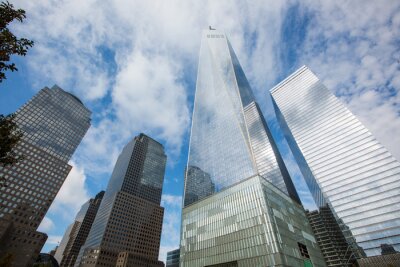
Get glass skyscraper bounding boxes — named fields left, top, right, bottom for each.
left=0, top=85, right=91, bottom=267
left=60, top=191, right=105, bottom=267
left=184, top=30, right=299, bottom=207
left=75, top=134, right=166, bottom=267
left=181, top=30, right=325, bottom=267
left=166, top=248, right=179, bottom=267
left=271, top=66, right=400, bottom=256
left=55, top=223, right=74, bottom=264
left=14, top=85, right=91, bottom=162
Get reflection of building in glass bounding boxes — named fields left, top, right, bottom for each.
left=271, top=66, right=400, bottom=257
left=15, top=85, right=91, bottom=162
left=166, top=248, right=179, bottom=267
left=184, top=29, right=300, bottom=208
left=55, top=224, right=74, bottom=264
left=306, top=205, right=358, bottom=266
left=59, top=191, right=104, bottom=267
left=0, top=85, right=91, bottom=267
left=181, top=175, right=326, bottom=266
left=75, top=134, right=166, bottom=267
left=184, top=166, right=214, bottom=206
left=181, top=30, right=324, bottom=267
left=381, top=244, right=398, bottom=255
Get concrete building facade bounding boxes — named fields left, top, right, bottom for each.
left=75, top=134, right=166, bottom=267
left=0, top=85, right=91, bottom=267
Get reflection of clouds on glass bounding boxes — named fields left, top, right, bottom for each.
left=15, top=85, right=91, bottom=162
left=244, top=101, right=300, bottom=203
left=271, top=66, right=400, bottom=256
left=184, top=31, right=302, bottom=209
left=187, top=31, right=256, bottom=200
left=184, top=166, right=215, bottom=206
left=181, top=176, right=327, bottom=266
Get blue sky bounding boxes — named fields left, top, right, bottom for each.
left=1, top=0, right=400, bottom=263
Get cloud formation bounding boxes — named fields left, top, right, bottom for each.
left=8, top=0, right=400, bottom=258
left=10, top=1, right=293, bottom=175
left=161, top=194, right=183, bottom=208
left=293, top=1, right=400, bottom=159
left=38, top=216, right=55, bottom=233
left=46, top=235, right=63, bottom=246
left=159, top=194, right=182, bottom=262
left=47, top=162, right=89, bottom=219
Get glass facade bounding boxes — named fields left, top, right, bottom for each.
left=60, top=191, right=104, bottom=267
left=181, top=30, right=322, bottom=266
left=15, top=85, right=91, bottom=162
left=184, top=30, right=299, bottom=207
left=166, top=248, right=180, bottom=267
left=271, top=66, right=400, bottom=256
left=55, top=223, right=74, bottom=264
left=305, top=205, right=358, bottom=266
left=181, top=175, right=326, bottom=267
left=74, top=134, right=166, bottom=267
left=0, top=85, right=91, bottom=267
left=0, top=85, right=91, bottom=226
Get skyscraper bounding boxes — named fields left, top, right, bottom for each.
left=75, top=133, right=166, bottom=267
left=165, top=248, right=179, bottom=267
left=305, top=205, right=356, bottom=266
left=184, top=30, right=299, bottom=207
left=0, top=85, right=91, bottom=267
left=60, top=191, right=104, bottom=267
left=271, top=65, right=400, bottom=257
left=55, top=223, right=74, bottom=264
left=180, top=30, right=325, bottom=267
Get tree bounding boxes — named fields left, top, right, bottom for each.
left=0, top=253, right=14, bottom=267
left=0, top=113, right=23, bottom=187
left=0, top=1, right=34, bottom=83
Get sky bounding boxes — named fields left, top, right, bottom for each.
left=1, top=0, right=400, bottom=263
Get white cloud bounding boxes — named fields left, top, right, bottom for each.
left=12, top=0, right=399, bottom=169
left=158, top=194, right=182, bottom=262
left=296, top=0, right=400, bottom=160
left=48, top=162, right=90, bottom=219
left=46, top=235, right=63, bottom=245
left=9, top=0, right=292, bottom=168
left=159, top=209, right=181, bottom=262
left=161, top=194, right=182, bottom=208
left=8, top=0, right=400, bottom=256
left=347, top=90, right=400, bottom=160
left=113, top=51, right=190, bottom=153
left=37, top=216, right=55, bottom=233
left=75, top=119, right=122, bottom=175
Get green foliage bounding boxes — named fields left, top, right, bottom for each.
left=0, top=113, right=23, bottom=166
left=0, top=1, right=34, bottom=83
left=0, top=113, right=24, bottom=187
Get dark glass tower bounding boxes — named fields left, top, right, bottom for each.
left=166, top=248, right=179, bottom=267
left=14, top=85, right=91, bottom=162
left=180, top=30, right=325, bottom=267
left=184, top=30, right=300, bottom=207
left=59, top=191, right=104, bottom=267
left=0, top=85, right=91, bottom=267
left=75, top=134, right=166, bottom=267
